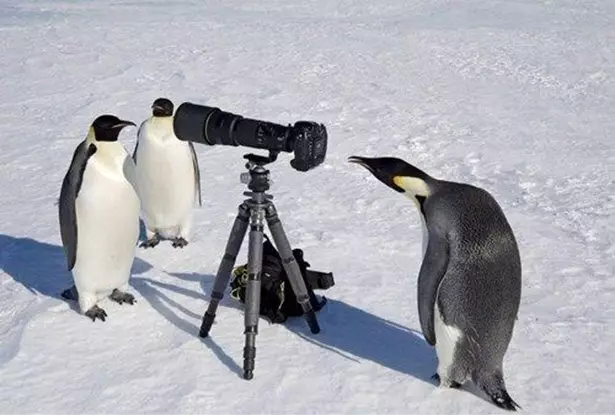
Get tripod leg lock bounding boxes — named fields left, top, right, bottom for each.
left=244, top=325, right=258, bottom=334
left=222, top=252, right=237, bottom=262
left=295, top=293, right=310, bottom=304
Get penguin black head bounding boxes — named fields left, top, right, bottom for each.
left=348, top=155, right=433, bottom=208
left=91, top=115, right=136, bottom=142
left=151, top=98, right=174, bottom=117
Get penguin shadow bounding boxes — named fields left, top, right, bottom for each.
left=0, top=233, right=154, bottom=314
left=284, top=299, right=514, bottom=408
left=138, top=218, right=147, bottom=243
left=282, top=301, right=504, bottom=408
left=129, top=270, right=244, bottom=377
left=0, top=234, right=70, bottom=301
left=282, top=298, right=437, bottom=384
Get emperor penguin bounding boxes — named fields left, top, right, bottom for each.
left=133, top=98, right=202, bottom=249
left=348, top=156, right=522, bottom=411
left=58, top=115, right=140, bottom=322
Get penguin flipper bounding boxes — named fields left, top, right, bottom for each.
left=188, top=141, right=202, bottom=206
left=417, top=226, right=450, bottom=346
left=59, top=141, right=97, bottom=271
left=132, top=121, right=144, bottom=163
left=132, top=139, right=139, bottom=163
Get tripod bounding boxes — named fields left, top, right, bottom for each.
left=199, top=152, right=321, bottom=380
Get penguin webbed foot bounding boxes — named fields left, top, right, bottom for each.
left=85, top=305, right=107, bottom=322
left=171, top=237, right=188, bottom=248
left=432, top=373, right=461, bottom=389
left=109, top=289, right=136, bottom=305
left=140, top=235, right=160, bottom=249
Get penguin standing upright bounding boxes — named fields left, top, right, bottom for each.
left=59, top=115, right=140, bottom=321
left=349, top=156, right=522, bottom=411
left=133, top=98, right=202, bottom=249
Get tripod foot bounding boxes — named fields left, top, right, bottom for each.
left=305, top=310, right=321, bottom=334
left=243, top=344, right=256, bottom=380
left=199, top=311, right=216, bottom=338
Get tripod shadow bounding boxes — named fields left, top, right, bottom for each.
left=284, top=298, right=437, bottom=384
left=130, top=272, right=243, bottom=377
left=138, top=268, right=436, bottom=384
left=171, top=271, right=245, bottom=314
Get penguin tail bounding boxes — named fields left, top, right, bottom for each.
left=487, top=387, right=521, bottom=411
left=475, top=371, right=521, bottom=411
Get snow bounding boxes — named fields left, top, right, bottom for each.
left=0, top=0, right=614, bottom=413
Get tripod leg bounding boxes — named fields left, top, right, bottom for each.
left=264, top=203, right=321, bottom=334
left=199, top=203, right=250, bottom=338
left=243, top=209, right=265, bottom=380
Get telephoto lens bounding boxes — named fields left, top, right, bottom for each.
left=173, top=101, right=328, bottom=172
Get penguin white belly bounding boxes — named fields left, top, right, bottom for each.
left=136, top=138, right=195, bottom=235
left=72, top=154, right=140, bottom=305
left=434, top=291, right=464, bottom=385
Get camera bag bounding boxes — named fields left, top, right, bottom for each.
left=229, top=234, right=333, bottom=323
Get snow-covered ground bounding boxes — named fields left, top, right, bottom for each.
left=1, top=0, right=614, bottom=413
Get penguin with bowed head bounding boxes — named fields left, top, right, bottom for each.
left=59, top=114, right=140, bottom=322
left=132, top=97, right=202, bottom=249
left=348, top=155, right=522, bottom=411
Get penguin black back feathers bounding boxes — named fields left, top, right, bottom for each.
left=151, top=98, right=174, bottom=117
left=91, top=115, right=136, bottom=142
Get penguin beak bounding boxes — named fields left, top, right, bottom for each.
left=113, top=120, right=136, bottom=129
left=347, top=156, right=372, bottom=171
left=348, top=155, right=404, bottom=193
left=152, top=104, right=165, bottom=112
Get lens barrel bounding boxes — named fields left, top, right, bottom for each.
left=173, top=101, right=327, bottom=171
left=173, top=103, right=218, bottom=145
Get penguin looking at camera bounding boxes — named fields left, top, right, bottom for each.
left=133, top=97, right=202, bottom=249
left=349, top=155, right=522, bottom=411
left=59, top=114, right=140, bottom=321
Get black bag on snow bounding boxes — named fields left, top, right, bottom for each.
left=229, top=235, right=334, bottom=324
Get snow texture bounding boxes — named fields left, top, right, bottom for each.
left=1, top=0, right=614, bottom=413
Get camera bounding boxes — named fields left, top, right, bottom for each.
left=173, top=102, right=328, bottom=171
